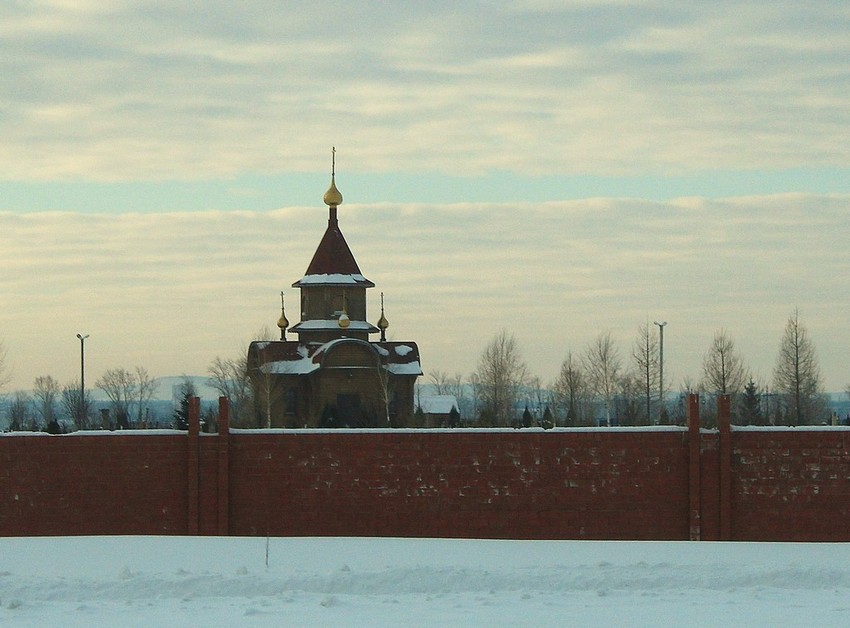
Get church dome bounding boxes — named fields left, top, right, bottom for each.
left=323, top=176, right=343, bottom=207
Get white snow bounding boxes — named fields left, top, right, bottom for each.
left=418, top=395, right=459, bottom=415
left=295, top=273, right=370, bottom=285
left=262, top=357, right=319, bottom=375
left=2, top=536, right=849, bottom=627
left=386, top=361, right=422, bottom=375
left=394, top=344, right=413, bottom=356
left=291, top=319, right=376, bottom=331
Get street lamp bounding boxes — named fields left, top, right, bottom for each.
left=653, top=321, right=667, bottom=424
left=76, top=333, right=89, bottom=427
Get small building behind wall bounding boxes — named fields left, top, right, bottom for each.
left=247, top=159, right=422, bottom=428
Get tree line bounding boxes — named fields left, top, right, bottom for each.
left=0, top=356, right=162, bottom=432
left=0, top=309, right=845, bottom=431
left=429, top=309, right=840, bottom=428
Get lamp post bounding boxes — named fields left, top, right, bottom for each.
left=76, top=333, right=89, bottom=427
left=653, top=321, right=667, bottom=424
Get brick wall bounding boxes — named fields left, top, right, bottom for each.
left=729, top=429, right=850, bottom=541
left=226, top=429, right=690, bottom=539
left=1, top=395, right=848, bottom=540
left=0, top=433, right=188, bottom=536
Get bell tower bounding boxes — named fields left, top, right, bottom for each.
left=289, top=148, right=379, bottom=343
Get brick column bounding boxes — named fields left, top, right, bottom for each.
left=717, top=394, right=732, bottom=540
left=217, top=396, right=230, bottom=536
left=187, top=396, right=200, bottom=535
left=687, top=393, right=701, bottom=541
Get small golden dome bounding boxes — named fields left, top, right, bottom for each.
left=277, top=291, right=289, bottom=338
left=338, top=311, right=350, bottom=329
left=323, top=175, right=343, bottom=207
left=377, top=312, right=389, bottom=330
left=277, top=312, right=289, bottom=330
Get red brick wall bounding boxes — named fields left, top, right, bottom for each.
left=1, top=395, right=849, bottom=540
left=0, top=433, right=188, bottom=536
left=226, top=430, right=690, bottom=539
left=728, top=429, right=850, bottom=541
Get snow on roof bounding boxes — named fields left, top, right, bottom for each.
left=418, top=395, right=459, bottom=415
left=290, top=319, right=378, bottom=332
left=261, top=356, right=319, bottom=375
left=294, top=273, right=373, bottom=286
left=251, top=339, right=422, bottom=377
left=386, top=361, right=423, bottom=376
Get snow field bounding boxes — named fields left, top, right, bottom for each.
left=2, top=537, right=850, bottom=626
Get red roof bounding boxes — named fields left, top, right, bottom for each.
left=293, top=209, right=373, bottom=287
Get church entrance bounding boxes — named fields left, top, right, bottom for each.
left=336, top=394, right=361, bottom=426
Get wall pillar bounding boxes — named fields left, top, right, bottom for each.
left=717, top=394, right=732, bottom=540
left=187, top=396, right=200, bottom=535
left=687, top=393, right=701, bottom=541
left=217, top=396, right=230, bottom=535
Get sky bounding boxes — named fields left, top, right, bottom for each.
left=4, top=536, right=850, bottom=626
left=1, top=1, right=849, bottom=395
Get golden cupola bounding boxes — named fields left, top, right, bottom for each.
left=377, top=292, right=389, bottom=342
left=276, top=291, right=289, bottom=339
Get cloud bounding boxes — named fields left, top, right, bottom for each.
left=1, top=3, right=849, bottom=180
left=1, top=194, right=848, bottom=394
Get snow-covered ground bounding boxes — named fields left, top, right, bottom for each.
left=2, top=536, right=850, bottom=627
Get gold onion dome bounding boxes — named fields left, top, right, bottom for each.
left=323, top=147, right=343, bottom=207
left=338, top=311, right=351, bottom=329
left=277, top=291, right=289, bottom=337
left=323, top=175, right=343, bottom=207
left=377, top=292, right=389, bottom=341
left=277, top=312, right=289, bottom=331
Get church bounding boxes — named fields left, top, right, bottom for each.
left=246, top=156, right=422, bottom=428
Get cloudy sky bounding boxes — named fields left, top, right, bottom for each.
left=1, top=1, right=849, bottom=395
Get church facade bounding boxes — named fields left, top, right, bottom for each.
left=246, top=162, right=421, bottom=428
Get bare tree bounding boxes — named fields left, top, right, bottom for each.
left=62, top=381, right=93, bottom=431
left=773, top=309, right=826, bottom=424
left=8, top=391, right=31, bottom=431
left=32, top=375, right=61, bottom=431
left=473, top=330, right=529, bottom=426
left=208, top=354, right=255, bottom=426
left=134, top=367, right=158, bottom=426
left=616, top=369, right=643, bottom=425
left=526, top=376, right=550, bottom=424
left=583, top=331, right=621, bottom=426
left=468, top=372, right=481, bottom=424
left=374, top=350, right=394, bottom=427
left=0, top=340, right=10, bottom=394
left=429, top=370, right=453, bottom=395
left=254, top=353, right=289, bottom=429
left=553, top=351, right=588, bottom=426
left=96, top=368, right=135, bottom=428
left=701, top=330, right=748, bottom=396
left=632, top=324, right=660, bottom=424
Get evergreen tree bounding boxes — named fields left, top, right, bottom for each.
left=738, top=379, right=763, bottom=425
left=522, top=405, right=533, bottom=428
left=173, top=378, right=196, bottom=430
left=541, top=406, right=554, bottom=429
left=448, top=405, right=460, bottom=428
